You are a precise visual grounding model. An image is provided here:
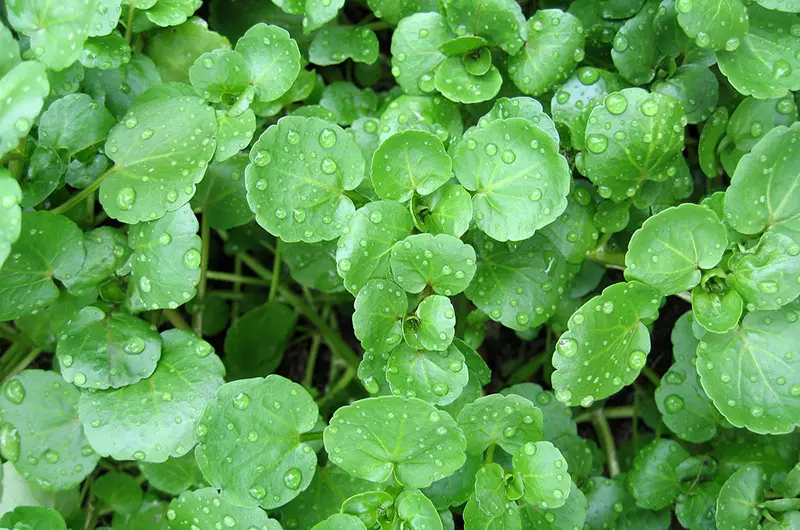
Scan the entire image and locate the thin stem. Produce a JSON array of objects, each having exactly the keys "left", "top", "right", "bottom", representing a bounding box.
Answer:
[
  {"left": 2, "top": 349, "right": 41, "bottom": 382},
  {"left": 206, "top": 270, "right": 269, "bottom": 286},
  {"left": 193, "top": 213, "right": 211, "bottom": 335},
  {"left": 50, "top": 168, "right": 113, "bottom": 216},
  {"left": 585, "top": 248, "right": 626, "bottom": 269},
  {"left": 641, "top": 365, "right": 661, "bottom": 387},
  {"left": 484, "top": 444, "right": 496, "bottom": 464},
  {"left": 232, "top": 256, "right": 243, "bottom": 321},
  {"left": 302, "top": 334, "right": 322, "bottom": 389},
  {"left": 239, "top": 252, "right": 360, "bottom": 370},
  {"left": 163, "top": 309, "right": 191, "bottom": 330},
  {"left": 299, "top": 431, "right": 324, "bottom": 442},
  {"left": 363, "top": 21, "right": 392, "bottom": 31},
  {"left": 591, "top": 410, "right": 620, "bottom": 477},
  {"left": 574, "top": 405, "right": 635, "bottom": 424},
  {"left": 125, "top": 5, "right": 136, "bottom": 44},
  {"left": 269, "top": 246, "right": 281, "bottom": 302}
]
